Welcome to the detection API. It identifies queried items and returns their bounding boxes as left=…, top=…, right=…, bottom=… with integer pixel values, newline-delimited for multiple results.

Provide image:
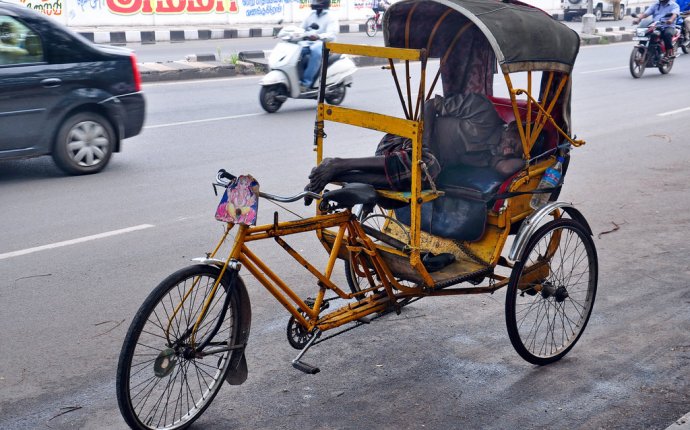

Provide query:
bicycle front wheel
left=365, top=17, right=378, bottom=37
left=505, top=218, right=597, bottom=365
left=116, top=265, right=243, bottom=430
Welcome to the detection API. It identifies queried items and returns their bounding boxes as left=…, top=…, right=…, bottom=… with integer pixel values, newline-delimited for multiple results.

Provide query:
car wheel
left=53, top=112, right=115, bottom=175
left=618, top=5, right=625, bottom=20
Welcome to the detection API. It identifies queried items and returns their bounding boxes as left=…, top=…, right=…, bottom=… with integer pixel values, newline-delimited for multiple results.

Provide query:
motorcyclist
left=633, top=0, right=681, bottom=59
left=299, top=0, right=339, bottom=92
left=677, top=0, right=690, bottom=40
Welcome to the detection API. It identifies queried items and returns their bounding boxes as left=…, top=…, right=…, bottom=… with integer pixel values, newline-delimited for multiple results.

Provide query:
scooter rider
left=299, top=0, right=339, bottom=92
left=633, top=0, right=680, bottom=58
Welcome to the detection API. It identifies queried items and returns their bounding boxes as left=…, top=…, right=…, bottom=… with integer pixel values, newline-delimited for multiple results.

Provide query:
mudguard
left=508, top=201, right=593, bottom=262
left=222, top=268, right=252, bottom=385
left=191, top=259, right=252, bottom=385
left=260, top=70, right=289, bottom=87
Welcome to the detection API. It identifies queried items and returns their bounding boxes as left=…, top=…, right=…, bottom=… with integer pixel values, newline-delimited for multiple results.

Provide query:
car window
left=0, top=15, right=44, bottom=66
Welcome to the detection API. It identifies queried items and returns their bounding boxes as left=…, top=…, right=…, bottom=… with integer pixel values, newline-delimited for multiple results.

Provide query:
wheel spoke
left=117, top=267, right=241, bottom=429
left=506, top=219, right=597, bottom=365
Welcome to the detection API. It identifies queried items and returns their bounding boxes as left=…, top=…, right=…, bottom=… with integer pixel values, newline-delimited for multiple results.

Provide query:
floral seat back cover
left=215, top=175, right=260, bottom=225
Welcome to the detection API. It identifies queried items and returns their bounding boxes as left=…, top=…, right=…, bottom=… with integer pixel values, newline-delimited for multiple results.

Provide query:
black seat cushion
left=393, top=165, right=507, bottom=242
left=437, top=165, right=506, bottom=201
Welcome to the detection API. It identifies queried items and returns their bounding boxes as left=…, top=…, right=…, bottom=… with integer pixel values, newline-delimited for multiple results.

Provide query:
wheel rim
left=366, top=18, right=377, bottom=36
left=123, top=273, right=236, bottom=429
left=66, top=120, right=111, bottom=167
left=260, top=86, right=284, bottom=112
left=630, top=48, right=645, bottom=77
left=508, top=221, right=597, bottom=363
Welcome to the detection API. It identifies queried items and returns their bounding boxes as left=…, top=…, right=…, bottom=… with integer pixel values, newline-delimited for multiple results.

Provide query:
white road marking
left=657, top=107, right=690, bottom=117
left=579, top=66, right=627, bottom=74
left=0, top=224, right=155, bottom=260
left=144, top=113, right=263, bottom=129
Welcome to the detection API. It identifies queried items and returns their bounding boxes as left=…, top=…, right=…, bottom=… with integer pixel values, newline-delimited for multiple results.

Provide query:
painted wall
left=6, top=0, right=653, bottom=27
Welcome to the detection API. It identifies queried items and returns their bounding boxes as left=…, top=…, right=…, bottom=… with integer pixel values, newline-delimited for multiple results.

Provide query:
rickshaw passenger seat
left=487, top=95, right=560, bottom=155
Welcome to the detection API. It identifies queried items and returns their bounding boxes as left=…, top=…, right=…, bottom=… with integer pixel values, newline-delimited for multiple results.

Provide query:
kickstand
left=291, top=329, right=322, bottom=374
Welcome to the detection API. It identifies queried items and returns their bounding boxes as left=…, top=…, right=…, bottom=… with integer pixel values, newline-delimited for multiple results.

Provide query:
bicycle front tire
left=365, top=17, right=378, bottom=36
left=116, top=265, right=243, bottom=430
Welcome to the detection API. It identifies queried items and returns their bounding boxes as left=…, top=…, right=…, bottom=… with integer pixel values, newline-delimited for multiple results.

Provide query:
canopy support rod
left=426, top=21, right=473, bottom=100
left=388, top=59, right=410, bottom=119
left=531, top=71, right=554, bottom=142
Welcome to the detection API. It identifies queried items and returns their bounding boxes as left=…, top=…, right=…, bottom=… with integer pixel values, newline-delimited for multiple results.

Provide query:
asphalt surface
left=70, top=19, right=640, bottom=83
left=68, top=18, right=690, bottom=430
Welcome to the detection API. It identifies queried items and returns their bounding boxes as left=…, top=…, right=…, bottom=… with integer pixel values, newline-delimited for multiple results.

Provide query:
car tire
left=53, top=112, right=115, bottom=175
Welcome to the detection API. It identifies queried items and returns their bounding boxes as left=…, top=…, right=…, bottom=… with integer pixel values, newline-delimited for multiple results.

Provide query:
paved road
left=1, top=41, right=689, bottom=429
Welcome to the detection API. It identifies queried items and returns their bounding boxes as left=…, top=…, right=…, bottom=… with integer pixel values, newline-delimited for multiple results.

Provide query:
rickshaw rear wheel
left=505, top=218, right=597, bottom=365
left=260, top=84, right=286, bottom=113
left=629, top=47, right=646, bottom=78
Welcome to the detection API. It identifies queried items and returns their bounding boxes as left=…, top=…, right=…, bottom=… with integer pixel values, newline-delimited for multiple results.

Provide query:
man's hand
left=308, top=34, right=320, bottom=41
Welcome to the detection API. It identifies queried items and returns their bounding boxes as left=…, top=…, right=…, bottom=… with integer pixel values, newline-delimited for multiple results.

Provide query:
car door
left=0, top=14, right=57, bottom=157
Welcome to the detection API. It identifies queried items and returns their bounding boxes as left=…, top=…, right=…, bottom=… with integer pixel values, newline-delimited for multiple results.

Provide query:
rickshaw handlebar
left=215, top=169, right=322, bottom=203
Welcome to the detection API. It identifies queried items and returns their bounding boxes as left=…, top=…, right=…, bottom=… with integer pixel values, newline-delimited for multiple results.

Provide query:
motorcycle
left=629, top=13, right=683, bottom=78
left=259, top=25, right=357, bottom=113
left=678, top=13, right=690, bottom=54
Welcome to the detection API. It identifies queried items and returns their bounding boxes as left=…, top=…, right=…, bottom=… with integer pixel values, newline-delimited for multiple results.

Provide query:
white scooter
left=259, top=25, right=357, bottom=113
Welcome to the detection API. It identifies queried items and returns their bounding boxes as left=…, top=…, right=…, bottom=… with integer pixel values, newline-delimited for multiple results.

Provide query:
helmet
left=310, top=0, right=330, bottom=12
left=659, top=0, right=669, bottom=4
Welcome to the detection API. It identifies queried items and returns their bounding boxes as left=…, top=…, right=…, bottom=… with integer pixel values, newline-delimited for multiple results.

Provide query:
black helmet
left=311, top=0, right=330, bottom=11
left=659, top=0, right=669, bottom=3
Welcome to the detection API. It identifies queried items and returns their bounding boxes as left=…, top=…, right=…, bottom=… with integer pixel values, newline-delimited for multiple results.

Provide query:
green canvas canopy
left=383, top=0, right=581, bottom=74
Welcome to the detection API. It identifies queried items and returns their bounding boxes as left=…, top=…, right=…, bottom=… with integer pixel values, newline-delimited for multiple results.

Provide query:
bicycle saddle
left=320, top=183, right=378, bottom=209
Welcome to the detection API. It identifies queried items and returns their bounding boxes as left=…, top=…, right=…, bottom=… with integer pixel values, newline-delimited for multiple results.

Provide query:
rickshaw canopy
left=383, top=0, right=581, bottom=74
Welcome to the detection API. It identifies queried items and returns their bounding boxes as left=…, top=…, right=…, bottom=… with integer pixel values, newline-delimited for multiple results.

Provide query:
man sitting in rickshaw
left=305, top=92, right=526, bottom=196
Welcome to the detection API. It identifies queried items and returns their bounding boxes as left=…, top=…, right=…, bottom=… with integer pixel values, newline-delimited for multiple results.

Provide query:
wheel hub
left=153, top=348, right=177, bottom=378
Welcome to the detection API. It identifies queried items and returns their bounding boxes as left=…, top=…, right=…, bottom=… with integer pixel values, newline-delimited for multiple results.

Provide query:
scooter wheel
left=260, top=84, right=286, bottom=113
left=325, top=84, right=347, bottom=106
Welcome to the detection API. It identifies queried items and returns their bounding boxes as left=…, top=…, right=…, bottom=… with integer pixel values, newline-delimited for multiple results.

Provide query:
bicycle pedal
left=292, top=359, right=320, bottom=374
left=304, top=297, right=329, bottom=310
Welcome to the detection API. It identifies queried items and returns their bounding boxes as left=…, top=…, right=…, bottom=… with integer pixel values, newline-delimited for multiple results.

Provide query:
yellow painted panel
left=325, top=42, right=423, bottom=61
left=322, top=105, right=420, bottom=140
left=375, top=189, right=444, bottom=203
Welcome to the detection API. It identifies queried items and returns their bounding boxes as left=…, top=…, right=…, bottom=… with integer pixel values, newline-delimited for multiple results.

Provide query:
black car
left=0, top=1, right=145, bottom=175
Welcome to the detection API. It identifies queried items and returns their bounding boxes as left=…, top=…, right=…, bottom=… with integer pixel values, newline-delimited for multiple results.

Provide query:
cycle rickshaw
left=116, top=1, right=597, bottom=428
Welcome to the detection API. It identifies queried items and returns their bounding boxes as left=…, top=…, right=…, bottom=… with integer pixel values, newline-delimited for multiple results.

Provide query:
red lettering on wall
left=187, top=0, right=213, bottom=12
left=107, top=0, right=143, bottom=14
left=156, top=0, right=186, bottom=13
